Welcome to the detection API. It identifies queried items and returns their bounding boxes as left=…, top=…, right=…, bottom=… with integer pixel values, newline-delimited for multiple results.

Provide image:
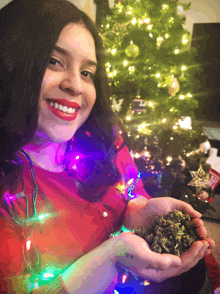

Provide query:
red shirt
left=0, top=141, right=150, bottom=293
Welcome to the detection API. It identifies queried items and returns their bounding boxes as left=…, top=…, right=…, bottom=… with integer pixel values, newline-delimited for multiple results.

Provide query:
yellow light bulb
left=165, top=34, right=169, bottom=38
left=174, top=49, right=179, bottom=54
left=179, top=95, right=185, bottom=99
left=132, top=18, right=137, bottom=25
left=155, top=73, right=160, bottom=78
left=123, top=60, right=128, bottom=66
left=126, top=116, right=131, bottom=121
left=166, top=156, right=172, bottom=162
left=181, top=65, right=187, bottom=71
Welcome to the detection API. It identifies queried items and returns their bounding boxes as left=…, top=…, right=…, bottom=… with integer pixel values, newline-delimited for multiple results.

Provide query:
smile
left=46, top=99, right=80, bottom=121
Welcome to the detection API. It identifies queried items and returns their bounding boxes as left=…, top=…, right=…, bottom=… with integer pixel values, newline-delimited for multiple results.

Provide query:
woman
left=0, top=0, right=214, bottom=293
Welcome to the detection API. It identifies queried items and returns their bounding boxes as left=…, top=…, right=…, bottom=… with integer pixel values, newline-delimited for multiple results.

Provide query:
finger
left=204, top=237, right=215, bottom=249
left=204, top=249, right=211, bottom=256
left=196, top=226, right=207, bottom=239
left=192, top=218, right=204, bottom=227
left=172, top=199, right=202, bottom=219
left=182, top=241, right=205, bottom=265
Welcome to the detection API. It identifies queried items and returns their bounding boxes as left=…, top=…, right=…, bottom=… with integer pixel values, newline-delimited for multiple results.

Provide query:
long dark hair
left=0, top=0, right=123, bottom=200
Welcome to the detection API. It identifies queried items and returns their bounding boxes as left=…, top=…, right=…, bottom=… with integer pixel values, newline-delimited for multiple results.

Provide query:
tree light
left=148, top=102, right=153, bottom=107
left=179, top=116, right=192, bottom=130
left=143, top=18, right=150, bottom=24
left=123, top=60, right=128, bottom=66
left=182, top=35, right=189, bottom=44
left=162, top=4, right=169, bottom=10
left=129, top=66, right=135, bottom=73
left=141, top=123, right=147, bottom=128
left=132, top=18, right=137, bottom=25
left=111, top=49, right=117, bottom=55
left=126, top=116, right=131, bottom=121
left=162, top=118, right=167, bottom=123
left=144, top=280, right=150, bottom=286
left=179, top=95, right=185, bottom=100
left=166, top=156, right=172, bottom=162
left=187, top=93, right=192, bottom=97
left=181, top=65, right=187, bottom=71
left=165, top=34, right=169, bottom=39
left=174, top=49, right=179, bottom=54
left=155, top=73, right=160, bottom=78
left=147, top=25, right=152, bottom=30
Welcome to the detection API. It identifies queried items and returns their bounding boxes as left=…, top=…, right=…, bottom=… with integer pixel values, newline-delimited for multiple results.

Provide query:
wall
left=1, top=0, right=220, bottom=33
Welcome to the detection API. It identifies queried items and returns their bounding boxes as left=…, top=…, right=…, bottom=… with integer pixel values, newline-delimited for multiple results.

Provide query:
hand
left=114, top=232, right=181, bottom=280
left=124, top=196, right=215, bottom=252
left=140, top=239, right=210, bottom=282
left=114, top=232, right=210, bottom=282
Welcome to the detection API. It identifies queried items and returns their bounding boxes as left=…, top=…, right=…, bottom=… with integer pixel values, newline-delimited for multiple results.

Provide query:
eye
left=48, top=57, right=63, bottom=68
left=81, top=70, right=95, bottom=80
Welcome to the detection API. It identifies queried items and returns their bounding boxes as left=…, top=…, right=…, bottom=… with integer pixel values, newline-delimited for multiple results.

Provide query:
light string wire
left=3, top=150, right=54, bottom=282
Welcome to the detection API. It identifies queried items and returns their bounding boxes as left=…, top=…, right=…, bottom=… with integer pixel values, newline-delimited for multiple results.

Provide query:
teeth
left=49, top=101, right=77, bottom=114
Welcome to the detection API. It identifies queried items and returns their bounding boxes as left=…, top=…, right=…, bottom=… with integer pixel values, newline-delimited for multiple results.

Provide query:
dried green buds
left=135, top=210, right=199, bottom=256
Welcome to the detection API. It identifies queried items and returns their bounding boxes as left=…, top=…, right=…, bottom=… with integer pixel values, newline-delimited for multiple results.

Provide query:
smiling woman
left=0, top=0, right=214, bottom=294
left=35, top=23, right=97, bottom=144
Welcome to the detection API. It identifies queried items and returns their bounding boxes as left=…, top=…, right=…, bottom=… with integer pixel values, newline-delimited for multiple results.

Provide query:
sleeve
left=115, top=135, right=151, bottom=200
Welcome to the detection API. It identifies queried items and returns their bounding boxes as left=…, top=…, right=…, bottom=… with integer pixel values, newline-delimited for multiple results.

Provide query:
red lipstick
left=46, top=99, right=80, bottom=122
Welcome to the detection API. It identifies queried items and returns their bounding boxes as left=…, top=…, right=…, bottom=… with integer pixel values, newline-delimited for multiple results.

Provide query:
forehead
left=56, top=23, right=97, bottom=61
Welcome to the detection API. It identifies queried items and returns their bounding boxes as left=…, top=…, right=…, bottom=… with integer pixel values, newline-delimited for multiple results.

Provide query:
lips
left=46, top=99, right=81, bottom=122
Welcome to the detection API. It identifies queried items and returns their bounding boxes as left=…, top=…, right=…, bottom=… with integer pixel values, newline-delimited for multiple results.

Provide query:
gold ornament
left=188, top=164, right=210, bottom=193
left=125, top=43, right=140, bottom=58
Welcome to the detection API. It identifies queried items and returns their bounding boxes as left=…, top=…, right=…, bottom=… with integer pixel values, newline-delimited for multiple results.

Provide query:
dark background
left=191, top=23, right=220, bottom=122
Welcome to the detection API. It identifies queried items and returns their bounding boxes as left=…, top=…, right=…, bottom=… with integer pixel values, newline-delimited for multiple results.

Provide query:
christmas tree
left=99, top=0, right=216, bottom=214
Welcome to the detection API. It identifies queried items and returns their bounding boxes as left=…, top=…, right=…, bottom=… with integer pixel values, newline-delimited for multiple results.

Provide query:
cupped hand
left=143, top=239, right=210, bottom=282
left=114, top=232, right=181, bottom=280
left=124, top=196, right=215, bottom=251
left=114, top=232, right=210, bottom=283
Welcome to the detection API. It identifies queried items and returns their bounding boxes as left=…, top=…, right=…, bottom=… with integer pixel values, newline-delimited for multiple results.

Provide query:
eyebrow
left=53, top=45, right=98, bottom=68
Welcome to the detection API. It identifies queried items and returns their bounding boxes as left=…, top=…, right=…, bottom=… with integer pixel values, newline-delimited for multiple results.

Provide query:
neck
left=22, top=140, right=68, bottom=172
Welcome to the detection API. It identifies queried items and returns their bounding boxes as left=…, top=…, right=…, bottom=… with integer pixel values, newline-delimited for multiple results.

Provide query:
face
left=37, top=23, right=97, bottom=143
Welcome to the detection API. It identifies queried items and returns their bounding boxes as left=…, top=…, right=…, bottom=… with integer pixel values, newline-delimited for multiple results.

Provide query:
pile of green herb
left=135, top=210, right=200, bottom=256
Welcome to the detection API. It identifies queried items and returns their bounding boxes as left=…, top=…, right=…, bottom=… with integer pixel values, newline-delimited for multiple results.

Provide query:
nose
left=59, top=71, right=82, bottom=96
